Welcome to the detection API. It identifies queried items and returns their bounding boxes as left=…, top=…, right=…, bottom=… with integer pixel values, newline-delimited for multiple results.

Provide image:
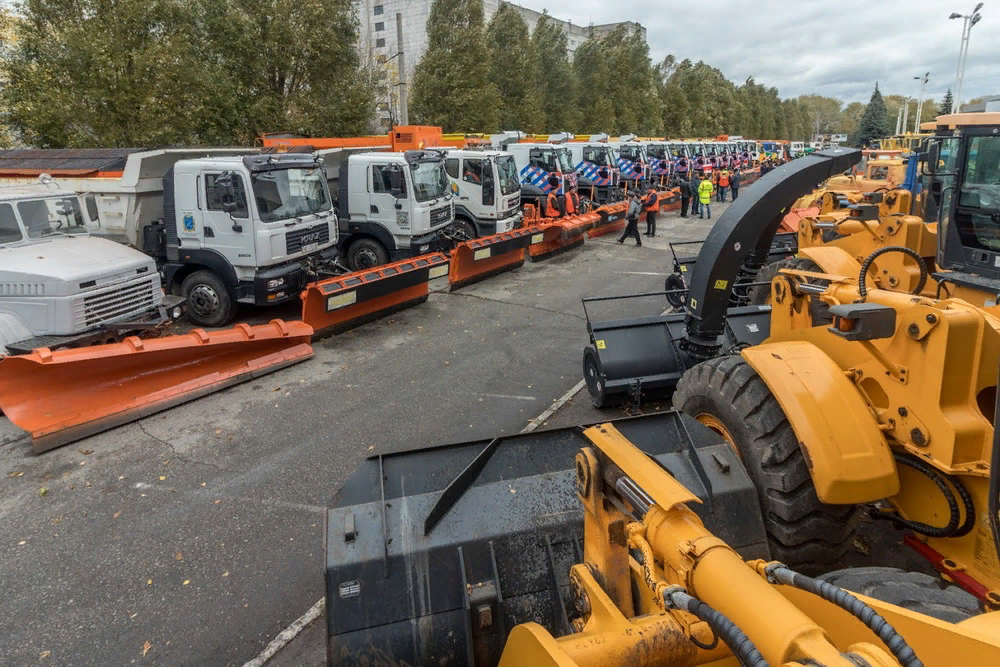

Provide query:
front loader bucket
left=587, top=203, right=626, bottom=238
left=447, top=228, right=536, bottom=290
left=302, top=253, right=449, bottom=337
left=325, top=412, right=768, bottom=666
left=0, top=320, right=313, bottom=453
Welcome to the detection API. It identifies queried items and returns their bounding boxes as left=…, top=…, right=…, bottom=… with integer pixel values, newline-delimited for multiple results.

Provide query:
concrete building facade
left=354, top=0, right=645, bottom=130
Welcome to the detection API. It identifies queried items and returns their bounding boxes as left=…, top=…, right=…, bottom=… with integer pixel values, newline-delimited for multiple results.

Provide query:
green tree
left=410, top=0, right=500, bottom=131
left=857, top=83, right=891, bottom=147
left=939, top=89, right=954, bottom=116
left=599, top=24, right=661, bottom=135
left=531, top=13, right=579, bottom=131
left=485, top=4, right=543, bottom=132
left=573, top=39, right=614, bottom=132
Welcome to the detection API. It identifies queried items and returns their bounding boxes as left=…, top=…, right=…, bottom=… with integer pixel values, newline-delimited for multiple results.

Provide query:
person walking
left=698, top=173, right=713, bottom=219
left=730, top=168, right=741, bottom=201
left=643, top=187, right=659, bottom=237
left=718, top=169, right=730, bottom=202
left=618, top=191, right=643, bottom=246
left=690, top=173, right=701, bottom=217
left=679, top=177, right=691, bottom=218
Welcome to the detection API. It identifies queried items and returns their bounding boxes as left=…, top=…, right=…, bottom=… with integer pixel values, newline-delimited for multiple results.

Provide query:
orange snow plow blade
left=0, top=320, right=313, bottom=453
left=301, top=253, right=449, bottom=337
left=658, top=187, right=682, bottom=213
left=528, top=215, right=593, bottom=259
left=448, top=228, right=536, bottom=290
left=588, top=203, right=626, bottom=238
left=779, top=205, right=820, bottom=233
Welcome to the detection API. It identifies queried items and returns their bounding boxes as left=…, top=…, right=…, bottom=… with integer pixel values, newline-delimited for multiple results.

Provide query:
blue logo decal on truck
left=183, top=214, right=195, bottom=232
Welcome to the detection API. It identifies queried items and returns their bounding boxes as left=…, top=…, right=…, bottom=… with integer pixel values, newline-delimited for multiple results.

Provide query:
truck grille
left=74, top=275, right=159, bottom=329
left=0, top=283, right=45, bottom=296
left=285, top=223, right=330, bottom=255
left=430, top=206, right=451, bottom=226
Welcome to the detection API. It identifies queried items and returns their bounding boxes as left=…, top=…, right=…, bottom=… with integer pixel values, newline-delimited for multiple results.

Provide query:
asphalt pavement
left=0, top=202, right=720, bottom=666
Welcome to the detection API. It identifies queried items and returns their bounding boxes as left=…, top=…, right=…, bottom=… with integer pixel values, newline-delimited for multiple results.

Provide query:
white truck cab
left=329, top=149, right=454, bottom=269
left=553, top=133, right=621, bottom=204
left=490, top=132, right=578, bottom=209
left=0, top=181, right=181, bottom=353
left=609, top=136, right=651, bottom=186
left=441, top=149, right=522, bottom=238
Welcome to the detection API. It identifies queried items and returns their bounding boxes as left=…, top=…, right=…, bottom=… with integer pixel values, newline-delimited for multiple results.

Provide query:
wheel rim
left=188, top=284, right=220, bottom=318
left=354, top=248, right=379, bottom=269
left=695, top=413, right=742, bottom=460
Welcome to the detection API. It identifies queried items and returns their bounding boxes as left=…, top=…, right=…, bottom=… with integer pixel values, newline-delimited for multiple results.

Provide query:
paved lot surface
left=0, top=196, right=926, bottom=666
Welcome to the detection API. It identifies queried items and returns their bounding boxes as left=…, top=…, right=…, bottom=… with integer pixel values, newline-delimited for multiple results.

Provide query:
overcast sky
left=517, top=0, right=996, bottom=105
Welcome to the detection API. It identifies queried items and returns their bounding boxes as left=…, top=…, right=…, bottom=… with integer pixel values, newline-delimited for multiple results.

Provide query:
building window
left=375, top=38, right=386, bottom=48
left=375, top=21, right=384, bottom=31
left=373, top=4, right=383, bottom=15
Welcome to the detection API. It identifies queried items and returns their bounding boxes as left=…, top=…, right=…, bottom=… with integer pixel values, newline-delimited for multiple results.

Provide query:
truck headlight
left=267, top=278, right=286, bottom=289
left=419, top=244, right=430, bottom=252
left=172, top=306, right=183, bottom=319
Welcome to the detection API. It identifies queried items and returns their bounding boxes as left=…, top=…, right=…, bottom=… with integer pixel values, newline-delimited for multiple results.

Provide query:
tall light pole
left=913, top=72, right=929, bottom=132
left=950, top=4, right=984, bottom=113
left=902, top=96, right=912, bottom=136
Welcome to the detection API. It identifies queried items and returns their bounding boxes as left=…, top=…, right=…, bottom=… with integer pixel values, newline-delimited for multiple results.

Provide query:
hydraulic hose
left=626, top=524, right=769, bottom=666
left=662, top=586, right=769, bottom=667
left=765, top=564, right=922, bottom=667
left=872, top=451, right=976, bottom=538
left=857, top=246, right=929, bottom=300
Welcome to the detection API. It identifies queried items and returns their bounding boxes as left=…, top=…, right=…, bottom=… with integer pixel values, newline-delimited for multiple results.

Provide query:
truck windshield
left=251, top=167, right=331, bottom=222
left=411, top=161, right=449, bottom=202
left=583, top=146, right=609, bottom=166
left=496, top=155, right=519, bottom=196
left=619, top=146, right=643, bottom=162
left=18, top=197, right=89, bottom=238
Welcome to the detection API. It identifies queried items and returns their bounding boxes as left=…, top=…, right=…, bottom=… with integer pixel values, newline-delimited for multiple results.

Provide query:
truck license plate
left=302, top=242, right=319, bottom=253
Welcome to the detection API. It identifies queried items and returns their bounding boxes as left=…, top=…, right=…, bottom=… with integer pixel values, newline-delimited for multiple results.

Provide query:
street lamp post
left=950, top=4, right=984, bottom=113
left=913, top=72, right=929, bottom=132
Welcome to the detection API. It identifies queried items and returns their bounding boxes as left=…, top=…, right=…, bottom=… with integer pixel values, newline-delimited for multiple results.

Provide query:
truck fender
left=340, top=222, right=397, bottom=253
left=0, top=311, right=33, bottom=352
left=741, top=340, right=899, bottom=504
left=163, top=248, right=239, bottom=293
left=453, top=205, right=482, bottom=234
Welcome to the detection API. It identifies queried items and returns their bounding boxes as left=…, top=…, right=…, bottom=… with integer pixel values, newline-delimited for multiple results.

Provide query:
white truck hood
left=0, top=236, right=156, bottom=295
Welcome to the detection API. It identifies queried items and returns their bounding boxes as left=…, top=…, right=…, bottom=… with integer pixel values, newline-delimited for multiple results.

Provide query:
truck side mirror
left=216, top=171, right=239, bottom=214
left=388, top=168, right=404, bottom=198
left=926, top=143, right=940, bottom=175
left=84, top=194, right=100, bottom=228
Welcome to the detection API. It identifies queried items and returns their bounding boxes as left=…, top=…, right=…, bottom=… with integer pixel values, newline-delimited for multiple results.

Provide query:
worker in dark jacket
left=679, top=178, right=691, bottom=218
left=618, top=191, right=643, bottom=246
left=730, top=169, right=742, bottom=201
left=690, top=173, right=701, bottom=217
left=643, top=188, right=659, bottom=236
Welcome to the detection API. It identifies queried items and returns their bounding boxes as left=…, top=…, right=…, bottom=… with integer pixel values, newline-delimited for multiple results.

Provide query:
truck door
left=203, top=172, right=255, bottom=269
left=369, top=163, right=406, bottom=237
left=459, top=157, right=492, bottom=215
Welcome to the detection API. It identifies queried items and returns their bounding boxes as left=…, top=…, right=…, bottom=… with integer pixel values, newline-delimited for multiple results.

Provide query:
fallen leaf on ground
left=38, top=487, right=48, bottom=496
left=214, top=499, right=221, bottom=504
left=9, top=471, right=23, bottom=477
left=39, top=650, right=51, bottom=659
left=183, top=580, right=190, bottom=586
left=113, top=511, right=122, bottom=519
left=147, top=579, right=152, bottom=585
left=142, top=641, right=151, bottom=657
left=174, top=552, right=183, bottom=561
left=222, top=571, right=229, bottom=577
left=158, top=476, right=166, bottom=481
left=79, top=448, right=93, bottom=455
left=367, top=445, right=374, bottom=451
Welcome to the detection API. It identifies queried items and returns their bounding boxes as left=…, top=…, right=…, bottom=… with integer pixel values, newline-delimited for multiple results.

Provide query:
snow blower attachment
left=325, top=412, right=768, bottom=665
left=582, top=148, right=861, bottom=408
left=447, top=228, right=537, bottom=290
left=0, top=320, right=313, bottom=453
left=301, top=253, right=449, bottom=336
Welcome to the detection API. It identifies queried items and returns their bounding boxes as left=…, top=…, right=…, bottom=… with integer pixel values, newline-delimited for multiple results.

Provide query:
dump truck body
left=0, top=183, right=178, bottom=353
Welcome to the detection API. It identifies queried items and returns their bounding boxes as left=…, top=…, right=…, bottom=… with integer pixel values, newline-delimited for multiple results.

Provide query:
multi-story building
left=354, top=0, right=645, bottom=130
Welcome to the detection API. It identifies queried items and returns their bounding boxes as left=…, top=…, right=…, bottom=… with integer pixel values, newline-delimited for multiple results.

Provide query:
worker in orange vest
left=544, top=191, right=561, bottom=218
left=717, top=169, right=730, bottom=202
left=564, top=188, right=578, bottom=215
left=642, top=188, right=659, bottom=237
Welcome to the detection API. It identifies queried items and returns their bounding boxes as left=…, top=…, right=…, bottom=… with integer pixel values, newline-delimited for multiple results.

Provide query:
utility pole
left=902, top=97, right=911, bottom=136
left=895, top=106, right=904, bottom=135
left=949, top=4, right=984, bottom=113
left=913, top=72, right=929, bottom=132
left=396, top=13, right=408, bottom=126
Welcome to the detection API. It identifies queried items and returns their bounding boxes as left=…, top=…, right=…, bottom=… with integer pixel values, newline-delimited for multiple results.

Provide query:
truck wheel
left=347, top=239, right=389, bottom=271
left=819, top=568, right=981, bottom=622
left=673, top=356, right=861, bottom=574
left=452, top=218, right=477, bottom=241
left=181, top=270, right=234, bottom=328
left=747, top=257, right=831, bottom=324
left=664, top=273, right=686, bottom=309
left=583, top=346, right=608, bottom=408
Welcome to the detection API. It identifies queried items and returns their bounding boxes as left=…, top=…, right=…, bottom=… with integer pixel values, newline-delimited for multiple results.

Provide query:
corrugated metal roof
left=0, top=148, right=149, bottom=172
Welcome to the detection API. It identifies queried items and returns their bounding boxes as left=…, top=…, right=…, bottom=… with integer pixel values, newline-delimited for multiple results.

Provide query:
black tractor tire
left=452, top=218, right=477, bottom=241
left=582, top=345, right=608, bottom=408
left=747, top=256, right=832, bottom=324
left=347, top=238, right=390, bottom=271
left=664, top=273, right=686, bottom=309
left=819, top=567, right=982, bottom=623
left=181, top=270, right=234, bottom=328
left=673, top=356, right=862, bottom=574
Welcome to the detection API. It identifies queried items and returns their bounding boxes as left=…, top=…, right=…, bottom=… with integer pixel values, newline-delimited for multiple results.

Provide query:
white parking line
left=244, top=379, right=587, bottom=665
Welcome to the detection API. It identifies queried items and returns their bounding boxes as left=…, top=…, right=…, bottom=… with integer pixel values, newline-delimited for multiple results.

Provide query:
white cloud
left=514, top=0, right=997, bottom=104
